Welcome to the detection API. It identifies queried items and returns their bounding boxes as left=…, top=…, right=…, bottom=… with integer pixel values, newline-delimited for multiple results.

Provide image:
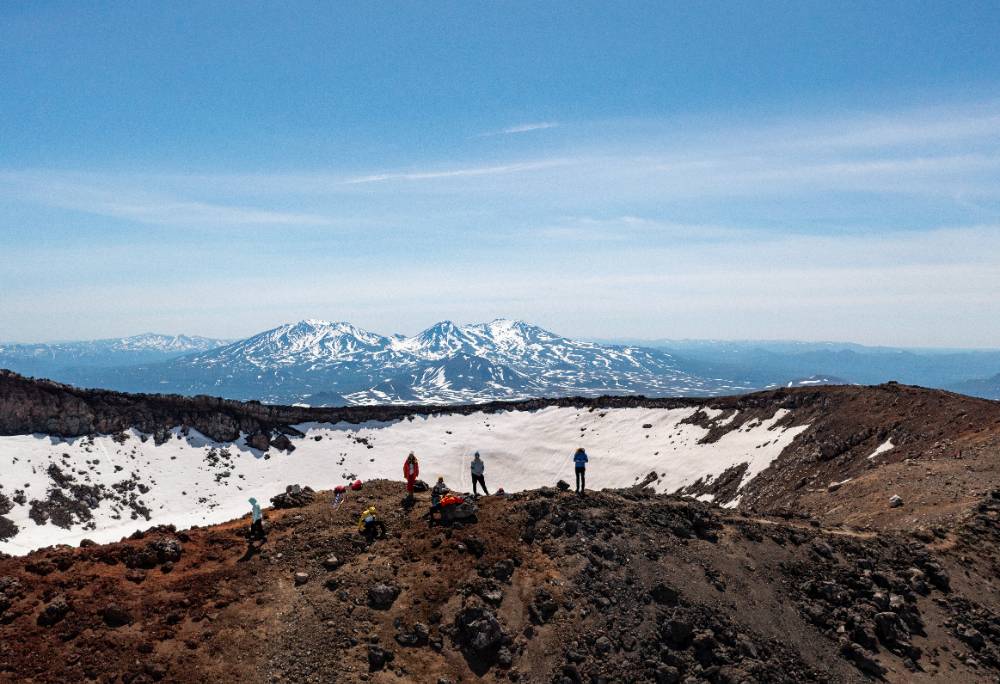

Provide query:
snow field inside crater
left=0, top=406, right=808, bottom=555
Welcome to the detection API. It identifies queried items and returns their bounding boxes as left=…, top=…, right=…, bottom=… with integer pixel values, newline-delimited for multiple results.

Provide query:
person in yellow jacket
left=357, top=505, right=387, bottom=542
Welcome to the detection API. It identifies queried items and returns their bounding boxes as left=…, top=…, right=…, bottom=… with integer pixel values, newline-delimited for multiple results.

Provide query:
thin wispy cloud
left=84, top=101, right=999, bottom=206
left=532, top=216, right=749, bottom=242
left=341, top=159, right=569, bottom=185
left=0, top=172, right=331, bottom=227
left=476, top=121, right=559, bottom=138
left=6, top=223, right=998, bottom=346
left=4, top=101, right=1000, bottom=346
left=500, top=121, right=559, bottom=135
left=783, top=108, right=1000, bottom=151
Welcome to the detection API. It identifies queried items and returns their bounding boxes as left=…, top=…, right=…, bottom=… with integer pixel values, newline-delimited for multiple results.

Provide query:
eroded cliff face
left=4, top=369, right=1000, bottom=541
left=0, top=369, right=703, bottom=443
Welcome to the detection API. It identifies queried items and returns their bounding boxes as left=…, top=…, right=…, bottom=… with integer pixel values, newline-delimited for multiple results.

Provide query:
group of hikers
left=246, top=447, right=591, bottom=545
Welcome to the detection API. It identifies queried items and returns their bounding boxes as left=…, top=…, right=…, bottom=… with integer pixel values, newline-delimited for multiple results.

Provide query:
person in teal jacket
left=248, top=497, right=266, bottom=542
left=573, top=448, right=589, bottom=494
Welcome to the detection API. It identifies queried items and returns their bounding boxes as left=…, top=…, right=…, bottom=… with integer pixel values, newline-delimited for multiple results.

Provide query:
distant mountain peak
left=2, top=319, right=756, bottom=405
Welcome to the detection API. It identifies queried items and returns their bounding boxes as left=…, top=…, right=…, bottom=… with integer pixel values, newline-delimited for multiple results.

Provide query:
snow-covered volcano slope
left=0, top=405, right=807, bottom=555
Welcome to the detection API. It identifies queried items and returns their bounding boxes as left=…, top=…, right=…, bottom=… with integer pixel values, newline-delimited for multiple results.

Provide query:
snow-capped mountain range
left=0, top=334, right=231, bottom=371
left=1, top=320, right=753, bottom=405
left=163, top=319, right=750, bottom=404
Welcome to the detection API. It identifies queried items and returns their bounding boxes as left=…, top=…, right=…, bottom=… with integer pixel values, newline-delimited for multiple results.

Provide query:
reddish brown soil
left=4, top=379, right=1000, bottom=682
left=696, top=383, right=1000, bottom=533
left=4, top=478, right=1000, bottom=683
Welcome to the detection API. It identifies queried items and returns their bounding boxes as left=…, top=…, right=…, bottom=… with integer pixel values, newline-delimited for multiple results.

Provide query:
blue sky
left=2, top=1, right=1000, bottom=345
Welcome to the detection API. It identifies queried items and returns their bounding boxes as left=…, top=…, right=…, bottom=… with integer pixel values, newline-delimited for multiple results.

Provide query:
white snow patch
left=0, top=407, right=808, bottom=555
left=867, top=439, right=895, bottom=460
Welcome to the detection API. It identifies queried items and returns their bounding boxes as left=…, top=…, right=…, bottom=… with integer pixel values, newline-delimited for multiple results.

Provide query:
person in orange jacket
left=403, top=452, right=420, bottom=500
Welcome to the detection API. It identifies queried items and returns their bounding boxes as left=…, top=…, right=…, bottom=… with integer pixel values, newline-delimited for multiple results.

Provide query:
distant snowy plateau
left=0, top=404, right=807, bottom=554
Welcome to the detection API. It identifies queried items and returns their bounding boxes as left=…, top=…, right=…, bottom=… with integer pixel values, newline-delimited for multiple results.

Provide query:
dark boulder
left=367, top=644, right=394, bottom=671
left=453, top=604, right=506, bottom=655
left=270, top=484, right=315, bottom=509
left=651, top=583, right=679, bottom=606
left=269, top=434, right=295, bottom=452
left=368, top=583, right=400, bottom=609
left=37, top=596, right=70, bottom=626
left=101, top=603, right=133, bottom=628
left=246, top=432, right=271, bottom=451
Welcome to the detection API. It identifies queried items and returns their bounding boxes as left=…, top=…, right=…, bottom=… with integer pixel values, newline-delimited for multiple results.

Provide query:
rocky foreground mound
left=4, top=481, right=1000, bottom=683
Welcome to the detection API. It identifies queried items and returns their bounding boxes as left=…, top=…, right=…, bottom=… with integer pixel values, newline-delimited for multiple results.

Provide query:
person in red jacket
left=403, top=452, right=420, bottom=500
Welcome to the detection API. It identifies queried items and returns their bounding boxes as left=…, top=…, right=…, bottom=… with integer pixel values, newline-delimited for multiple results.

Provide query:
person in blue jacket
left=573, top=448, right=589, bottom=494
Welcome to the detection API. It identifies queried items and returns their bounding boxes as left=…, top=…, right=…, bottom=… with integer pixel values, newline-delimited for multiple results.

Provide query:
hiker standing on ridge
left=470, top=452, right=489, bottom=497
left=248, top=497, right=266, bottom=542
left=573, top=448, right=589, bottom=495
left=403, top=452, right=420, bottom=500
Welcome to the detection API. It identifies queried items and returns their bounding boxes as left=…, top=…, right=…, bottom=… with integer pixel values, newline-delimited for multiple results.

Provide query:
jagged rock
left=0, top=576, right=22, bottom=600
left=921, top=561, right=951, bottom=591
left=663, top=618, right=693, bottom=647
left=851, top=622, right=879, bottom=651
left=294, top=572, right=310, bottom=586
left=122, top=546, right=158, bottom=570
left=529, top=588, right=559, bottom=624
left=148, top=537, right=183, bottom=564
left=367, top=644, right=394, bottom=671
left=101, top=603, right=132, bottom=628
left=439, top=500, right=478, bottom=523
left=874, top=611, right=908, bottom=648
left=322, top=555, right=342, bottom=570
left=143, top=662, right=167, bottom=681
left=462, top=536, right=486, bottom=557
left=595, top=635, right=613, bottom=654
left=270, top=484, right=315, bottom=509
left=479, top=587, right=504, bottom=607
left=368, top=583, right=400, bottom=609
left=412, top=479, right=429, bottom=493
left=395, top=622, right=429, bottom=647
left=839, top=638, right=886, bottom=677
left=651, top=582, right=679, bottom=605
left=246, top=432, right=271, bottom=451
left=654, top=664, right=681, bottom=683
left=958, top=626, right=985, bottom=650
left=37, top=596, right=70, bottom=626
left=556, top=480, right=571, bottom=491
left=453, top=604, right=506, bottom=655
left=811, top=541, right=834, bottom=559
left=889, top=495, right=904, bottom=508
left=269, top=434, right=295, bottom=452
left=490, top=559, right=515, bottom=582
left=637, top=471, right=658, bottom=488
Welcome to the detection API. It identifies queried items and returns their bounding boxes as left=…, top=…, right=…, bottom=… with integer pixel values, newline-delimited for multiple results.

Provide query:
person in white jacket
left=470, top=452, right=489, bottom=496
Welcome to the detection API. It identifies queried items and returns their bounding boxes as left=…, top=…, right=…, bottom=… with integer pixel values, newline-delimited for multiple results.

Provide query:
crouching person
left=429, top=477, right=449, bottom=526
left=358, top=505, right=387, bottom=543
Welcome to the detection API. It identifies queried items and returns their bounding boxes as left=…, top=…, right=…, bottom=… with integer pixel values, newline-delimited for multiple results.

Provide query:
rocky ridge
left=3, top=480, right=1000, bottom=682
